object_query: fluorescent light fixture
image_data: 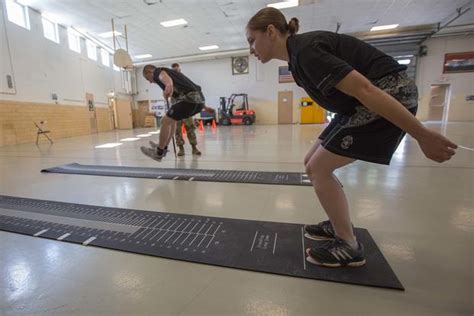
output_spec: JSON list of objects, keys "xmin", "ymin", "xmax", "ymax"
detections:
[
  {"xmin": 148, "ymin": 131, "xmax": 160, "ymax": 134},
  {"xmin": 95, "ymin": 143, "xmax": 123, "ymax": 148},
  {"xmin": 267, "ymin": 0, "xmax": 298, "ymax": 9},
  {"xmin": 370, "ymin": 24, "xmax": 399, "ymax": 31},
  {"xmin": 160, "ymin": 18, "xmax": 187, "ymax": 27},
  {"xmin": 120, "ymin": 137, "xmax": 140, "ymax": 141},
  {"xmin": 136, "ymin": 134, "xmax": 152, "ymax": 138},
  {"xmin": 98, "ymin": 31, "xmax": 122, "ymax": 38},
  {"xmin": 134, "ymin": 54, "xmax": 152, "ymax": 59},
  {"xmin": 397, "ymin": 59, "xmax": 411, "ymax": 65},
  {"xmin": 199, "ymin": 45, "xmax": 219, "ymax": 51}
]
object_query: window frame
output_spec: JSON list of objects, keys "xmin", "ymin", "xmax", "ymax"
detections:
[
  {"xmin": 67, "ymin": 28, "xmax": 81, "ymax": 53},
  {"xmin": 100, "ymin": 49, "xmax": 110, "ymax": 67},
  {"xmin": 5, "ymin": 0, "xmax": 30, "ymax": 30},
  {"xmin": 41, "ymin": 15, "xmax": 60, "ymax": 44},
  {"xmin": 86, "ymin": 39, "xmax": 98, "ymax": 61}
]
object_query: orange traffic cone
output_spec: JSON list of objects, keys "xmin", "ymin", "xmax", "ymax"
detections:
[
  {"xmin": 211, "ymin": 119, "xmax": 217, "ymax": 129},
  {"xmin": 198, "ymin": 119, "xmax": 204, "ymax": 131},
  {"xmin": 181, "ymin": 123, "xmax": 186, "ymax": 136}
]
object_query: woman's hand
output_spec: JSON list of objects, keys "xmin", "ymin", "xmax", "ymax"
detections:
[{"xmin": 417, "ymin": 128, "xmax": 457, "ymax": 163}]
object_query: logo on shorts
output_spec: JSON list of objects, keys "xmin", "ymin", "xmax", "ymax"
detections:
[{"xmin": 341, "ymin": 135, "xmax": 353, "ymax": 149}]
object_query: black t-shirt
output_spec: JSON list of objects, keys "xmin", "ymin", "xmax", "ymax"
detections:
[
  {"xmin": 153, "ymin": 67, "xmax": 201, "ymax": 97},
  {"xmin": 287, "ymin": 31, "xmax": 406, "ymax": 115}
]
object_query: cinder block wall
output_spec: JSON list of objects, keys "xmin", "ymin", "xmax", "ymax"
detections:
[{"xmin": 0, "ymin": 100, "xmax": 112, "ymax": 146}]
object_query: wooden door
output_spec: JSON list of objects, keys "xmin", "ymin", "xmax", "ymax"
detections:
[
  {"xmin": 278, "ymin": 91, "xmax": 293, "ymax": 124},
  {"xmin": 116, "ymin": 98, "xmax": 133, "ymax": 129},
  {"xmin": 137, "ymin": 101, "xmax": 150, "ymax": 127}
]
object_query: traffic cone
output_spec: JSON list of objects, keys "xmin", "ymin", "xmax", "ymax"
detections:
[
  {"xmin": 199, "ymin": 119, "xmax": 204, "ymax": 131},
  {"xmin": 211, "ymin": 119, "xmax": 217, "ymax": 129},
  {"xmin": 181, "ymin": 123, "xmax": 186, "ymax": 136}
]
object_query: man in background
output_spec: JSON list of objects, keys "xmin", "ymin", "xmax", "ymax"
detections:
[{"xmin": 171, "ymin": 63, "xmax": 201, "ymax": 156}]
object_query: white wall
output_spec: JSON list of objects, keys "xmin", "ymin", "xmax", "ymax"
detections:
[
  {"xmin": 0, "ymin": 2, "xmax": 124, "ymax": 107},
  {"xmin": 416, "ymin": 34, "xmax": 474, "ymax": 122},
  {"xmin": 136, "ymin": 56, "xmax": 308, "ymax": 124}
]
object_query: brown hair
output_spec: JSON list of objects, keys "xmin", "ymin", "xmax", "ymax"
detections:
[
  {"xmin": 247, "ymin": 7, "xmax": 299, "ymax": 35},
  {"xmin": 171, "ymin": 63, "xmax": 179, "ymax": 68}
]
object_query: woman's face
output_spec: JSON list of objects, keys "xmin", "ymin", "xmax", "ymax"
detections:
[{"xmin": 246, "ymin": 26, "xmax": 274, "ymax": 63}]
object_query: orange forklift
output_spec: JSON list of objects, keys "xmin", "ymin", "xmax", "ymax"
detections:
[{"xmin": 218, "ymin": 93, "xmax": 256, "ymax": 125}]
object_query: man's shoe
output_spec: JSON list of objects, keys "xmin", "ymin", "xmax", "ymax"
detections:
[
  {"xmin": 306, "ymin": 237, "xmax": 366, "ymax": 268},
  {"xmin": 304, "ymin": 220, "xmax": 336, "ymax": 241},
  {"xmin": 192, "ymin": 146, "xmax": 201, "ymax": 155},
  {"xmin": 149, "ymin": 141, "xmax": 168, "ymax": 156},
  {"xmin": 140, "ymin": 146, "xmax": 165, "ymax": 162}
]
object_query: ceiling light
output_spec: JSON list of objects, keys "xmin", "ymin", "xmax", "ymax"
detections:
[
  {"xmin": 98, "ymin": 31, "xmax": 122, "ymax": 38},
  {"xmin": 134, "ymin": 54, "xmax": 152, "ymax": 59},
  {"xmin": 397, "ymin": 59, "xmax": 411, "ymax": 65},
  {"xmin": 160, "ymin": 19, "xmax": 187, "ymax": 27},
  {"xmin": 370, "ymin": 24, "xmax": 399, "ymax": 31},
  {"xmin": 267, "ymin": 0, "xmax": 298, "ymax": 9},
  {"xmin": 95, "ymin": 143, "xmax": 123, "ymax": 148},
  {"xmin": 136, "ymin": 134, "xmax": 151, "ymax": 137},
  {"xmin": 199, "ymin": 45, "xmax": 219, "ymax": 51}
]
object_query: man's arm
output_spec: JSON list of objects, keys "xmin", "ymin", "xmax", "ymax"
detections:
[{"xmin": 159, "ymin": 70, "xmax": 174, "ymax": 99}]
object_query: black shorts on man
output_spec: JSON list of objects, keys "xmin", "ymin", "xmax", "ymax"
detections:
[{"xmin": 167, "ymin": 90, "xmax": 205, "ymax": 121}]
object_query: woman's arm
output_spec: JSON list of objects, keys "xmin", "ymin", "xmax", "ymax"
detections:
[
  {"xmin": 158, "ymin": 70, "xmax": 174, "ymax": 99},
  {"xmin": 335, "ymin": 70, "xmax": 457, "ymax": 162}
]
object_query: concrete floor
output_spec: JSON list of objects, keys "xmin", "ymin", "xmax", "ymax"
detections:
[{"xmin": 0, "ymin": 122, "xmax": 472, "ymax": 316}]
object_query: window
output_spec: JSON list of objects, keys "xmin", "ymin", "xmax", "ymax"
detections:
[
  {"xmin": 101, "ymin": 49, "xmax": 110, "ymax": 67},
  {"xmin": 86, "ymin": 40, "xmax": 97, "ymax": 61},
  {"xmin": 68, "ymin": 28, "xmax": 81, "ymax": 53},
  {"xmin": 113, "ymin": 64, "xmax": 120, "ymax": 72},
  {"xmin": 41, "ymin": 16, "xmax": 59, "ymax": 43},
  {"xmin": 5, "ymin": 0, "xmax": 30, "ymax": 29}
]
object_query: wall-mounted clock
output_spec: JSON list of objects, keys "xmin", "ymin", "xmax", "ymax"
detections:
[{"xmin": 232, "ymin": 56, "xmax": 249, "ymax": 75}]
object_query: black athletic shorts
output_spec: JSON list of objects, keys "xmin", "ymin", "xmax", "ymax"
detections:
[
  {"xmin": 319, "ymin": 71, "xmax": 418, "ymax": 165},
  {"xmin": 166, "ymin": 90, "xmax": 205, "ymax": 121},
  {"xmin": 167, "ymin": 101, "xmax": 204, "ymax": 121}
]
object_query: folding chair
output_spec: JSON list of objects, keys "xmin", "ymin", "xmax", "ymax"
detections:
[{"xmin": 34, "ymin": 121, "xmax": 53, "ymax": 145}]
